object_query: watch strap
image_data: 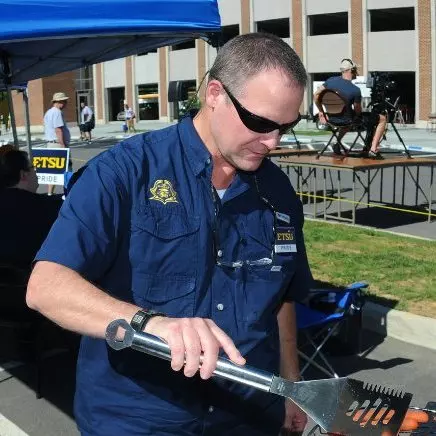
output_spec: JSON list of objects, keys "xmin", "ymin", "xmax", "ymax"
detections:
[{"xmin": 130, "ymin": 309, "xmax": 165, "ymax": 332}]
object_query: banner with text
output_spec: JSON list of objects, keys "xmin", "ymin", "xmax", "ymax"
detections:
[{"xmin": 32, "ymin": 147, "xmax": 70, "ymax": 186}]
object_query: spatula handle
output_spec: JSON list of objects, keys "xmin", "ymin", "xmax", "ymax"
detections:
[{"xmin": 106, "ymin": 319, "xmax": 273, "ymax": 392}]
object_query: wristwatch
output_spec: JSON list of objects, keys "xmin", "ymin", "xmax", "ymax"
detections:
[{"xmin": 130, "ymin": 309, "xmax": 166, "ymax": 332}]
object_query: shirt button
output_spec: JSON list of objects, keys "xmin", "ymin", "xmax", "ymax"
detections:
[
  {"xmin": 217, "ymin": 249, "xmax": 223, "ymax": 258},
  {"xmin": 217, "ymin": 303, "xmax": 224, "ymax": 311},
  {"xmin": 208, "ymin": 405, "xmax": 214, "ymax": 412},
  {"xmin": 206, "ymin": 158, "xmax": 211, "ymax": 165}
]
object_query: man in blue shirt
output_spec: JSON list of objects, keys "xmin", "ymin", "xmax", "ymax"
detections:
[
  {"xmin": 27, "ymin": 33, "xmax": 312, "ymax": 435},
  {"xmin": 314, "ymin": 59, "xmax": 387, "ymax": 158}
]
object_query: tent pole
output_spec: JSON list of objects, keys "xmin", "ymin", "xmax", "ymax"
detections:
[
  {"xmin": 5, "ymin": 85, "xmax": 19, "ymax": 149},
  {"xmin": 23, "ymin": 89, "xmax": 32, "ymax": 158}
]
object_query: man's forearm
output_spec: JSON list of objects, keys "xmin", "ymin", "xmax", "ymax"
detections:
[
  {"xmin": 277, "ymin": 301, "xmax": 301, "ymax": 381},
  {"xmin": 55, "ymin": 127, "xmax": 66, "ymax": 146},
  {"xmin": 27, "ymin": 261, "xmax": 140, "ymax": 338}
]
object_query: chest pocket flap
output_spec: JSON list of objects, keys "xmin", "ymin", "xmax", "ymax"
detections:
[{"xmin": 133, "ymin": 204, "xmax": 199, "ymax": 240}]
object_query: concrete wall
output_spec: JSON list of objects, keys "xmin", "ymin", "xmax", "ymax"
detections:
[
  {"xmin": 104, "ymin": 59, "xmax": 126, "ymax": 88},
  {"xmin": 253, "ymin": 0, "xmax": 291, "ymax": 21},
  {"xmin": 367, "ymin": 31, "xmax": 416, "ymax": 71},
  {"xmin": 135, "ymin": 53, "xmax": 159, "ymax": 84},
  {"xmin": 307, "ymin": 34, "xmax": 350, "ymax": 72},
  {"xmin": 306, "ymin": 0, "xmax": 348, "ymax": 15},
  {"xmin": 367, "ymin": 0, "xmax": 415, "ymax": 9}
]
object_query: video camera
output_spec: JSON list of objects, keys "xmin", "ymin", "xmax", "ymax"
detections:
[{"xmin": 366, "ymin": 72, "xmax": 396, "ymax": 106}]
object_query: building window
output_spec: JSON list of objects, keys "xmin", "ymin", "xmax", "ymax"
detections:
[
  {"xmin": 219, "ymin": 25, "xmax": 239, "ymax": 45},
  {"xmin": 369, "ymin": 8, "xmax": 415, "ymax": 32},
  {"xmin": 308, "ymin": 12, "xmax": 348, "ymax": 36},
  {"xmin": 171, "ymin": 40, "xmax": 196, "ymax": 51},
  {"xmin": 137, "ymin": 48, "xmax": 158, "ymax": 56},
  {"xmin": 137, "ymin": 83, "xmax": 159, "ymax": 120},
  {"xmin": 256, "ymin": 18, "xmax": 290, "ymax": 38}
]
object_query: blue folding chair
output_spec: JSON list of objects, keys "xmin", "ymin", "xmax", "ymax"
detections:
[{"xmin": 296, "ymin": 281, "xmax": 368, "ymax": 379}]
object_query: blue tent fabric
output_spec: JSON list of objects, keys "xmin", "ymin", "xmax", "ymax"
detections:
[{"xmin": 0, "ymin": 0, "xmax": 221, "ymax": 84}]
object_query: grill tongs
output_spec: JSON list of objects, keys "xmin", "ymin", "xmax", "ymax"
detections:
[{"xmin": 106, "ymin": 319, "xmax": 412, "ymax": 435}]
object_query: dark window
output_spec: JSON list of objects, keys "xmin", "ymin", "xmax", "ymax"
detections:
[
  {"xmin": 137, "ymin": 48, "xmax": 158, "ymax": 56},
  {"xmin": 256, "ymin": 18, "xmax": 290, "ymax": 38},
  {"xmin": 171, "ymin": 40, "xmax": 196, "ymax": 51},
  {"xmin": 308, "ymin": 12, "xmax": 348, "ymax": 36},
  {"xmin": 369, "ymin": 8, "xmax": 415, "ymax": 32},
  {"xmin": 219, "ymin": 25, "xmax": 239, "ymax": 45}
]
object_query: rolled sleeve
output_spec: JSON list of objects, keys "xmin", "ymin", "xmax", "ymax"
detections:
[{"xmin": 35, "ymin": 159, "xmax": 126, "ymax": 282}]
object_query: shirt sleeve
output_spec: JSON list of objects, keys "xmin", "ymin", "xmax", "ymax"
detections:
[
  {"xmin": 354, "ymin": 88, "xmax": 362, "ymax": 104},
  {"xmin": 52, "ymin": 110, "xmax": 65, "ymax": 128},
  {"xmin": 35, "ymin": 158, "xmax": 127, "ymax": 282}
]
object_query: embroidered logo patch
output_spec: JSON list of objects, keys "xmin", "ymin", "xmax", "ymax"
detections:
[{"xmin": 149, "ymin": 179, "xmax": 178, "ymax": 205}]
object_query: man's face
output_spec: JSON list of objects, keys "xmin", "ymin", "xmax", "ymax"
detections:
[
  {"xmin": 208, "ymin": 69, "xmax": 303, "ymax": 172},
  {"xmin": 81, "ymin": 102, "xmax": 85, "ymax": 108}
]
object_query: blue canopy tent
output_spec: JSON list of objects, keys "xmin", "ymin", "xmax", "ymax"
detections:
[{"xmin": 0, "ymin": 0, "xmax": 221, "ymax": 149}]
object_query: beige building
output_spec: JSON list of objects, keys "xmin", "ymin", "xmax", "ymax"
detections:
[{"xmin": 12, "ymin": 0, "xmax": 436, "ymax": 128}]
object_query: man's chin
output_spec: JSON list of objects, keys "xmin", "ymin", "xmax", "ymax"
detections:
[{"xmin": 235, "ymin": 158, "xmax": 264, "ymax": 172}]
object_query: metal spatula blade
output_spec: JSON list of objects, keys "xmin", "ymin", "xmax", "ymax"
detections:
[
  {"xmin": 106, "ymin": 319, "xmax": 413, "ymax": 435},
  {"xmin": 271, "ymin": 376, "xmax": 412, "ymax": 435}
]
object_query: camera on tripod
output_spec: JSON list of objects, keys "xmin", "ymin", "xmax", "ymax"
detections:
[{"xmin": 366, "ymin": 72, "xmax": 396, "ymax": 108}]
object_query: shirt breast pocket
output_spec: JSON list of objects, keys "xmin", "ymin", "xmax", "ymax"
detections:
[
  {"xmin": 239, "ymin": 226, "xmax": 297, "ymax": 325},
  {"xmin": 131, "ymin": 204, "xmax": 200, "ymax": 277}
]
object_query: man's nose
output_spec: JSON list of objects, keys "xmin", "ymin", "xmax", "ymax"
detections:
[{"xmin": 260, "ymin": 130, "xmax": 281, "ymax": 151}]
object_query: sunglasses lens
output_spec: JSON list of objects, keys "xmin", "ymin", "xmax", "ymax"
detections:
[{"xmin": 240, "ymin": 114, "xmax": 276, "ymax": 134}]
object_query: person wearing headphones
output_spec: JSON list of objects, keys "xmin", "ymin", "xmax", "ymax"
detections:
[{"xmin": 314, "ymin": 59, "xmax": 386, "ymax": 159}]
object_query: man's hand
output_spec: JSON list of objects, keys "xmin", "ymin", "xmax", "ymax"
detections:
[
  {"xmin": 279, "ymin": 399, "xmax": 307, "ymax": 435},
  {"xmin": 145, "ymin": 316, "xmax": 245, "ymax": 379},
  {"xmin": 318, "ymin": 113, "xmax": 327, "ymax": 124}
]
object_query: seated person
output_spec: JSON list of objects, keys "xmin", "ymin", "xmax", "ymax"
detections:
[
  {"xmin": 0, "ymin": 146, "xmax": 63, "ymax": 268},
  {"xmin": 314, "ymin": 59, "xmax": 387, "ymax": 159}
]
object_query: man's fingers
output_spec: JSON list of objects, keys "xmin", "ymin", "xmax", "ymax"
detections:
[
  {"xmin": 207, "ymin": 320, "xmax": 245, "ymax": 365},
  {"xmin": 165, "ymin": 323, "xmax": 185, "ymax": 372},
  {"xmin": 195, "ymin": 320, "xmax": 220, "ymax": 379},
  {"xmin": 181, "ymin": 321, "xmax": 202, "ymax": 377}
]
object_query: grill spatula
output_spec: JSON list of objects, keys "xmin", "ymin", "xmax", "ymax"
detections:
[{"xmin": 106, "ymin": 319, "xmax": 412, "ymax": 435}]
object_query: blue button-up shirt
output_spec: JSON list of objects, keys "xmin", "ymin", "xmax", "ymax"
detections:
[{"xmin": 36, "ymin": 115, "xmax": 312, "ymax": 435}]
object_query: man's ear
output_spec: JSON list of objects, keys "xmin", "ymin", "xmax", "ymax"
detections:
[
  {"xmin": 204, "ymin": 80, "xmax": 222, "ymax": 109},
  {"xmin": 19, "ymin": 169, "xmax": 28, "ymax": 182}
]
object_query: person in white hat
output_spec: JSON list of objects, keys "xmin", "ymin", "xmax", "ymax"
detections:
[
  {"xmin": 43, "ymin": 92, "xmax": 71, "ymax": 195},
  {"xmin": 314, "ymin": 59, "xmax": 387, "ymax": 159}
]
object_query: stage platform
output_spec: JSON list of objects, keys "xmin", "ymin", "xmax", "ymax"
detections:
[
  {"xmin": 277, "ymin": 154, "xmax": 436, "ymax": 224},
  {"xmin": 268, "ymin": 148, "xmax": 318, "ymax": 158}
]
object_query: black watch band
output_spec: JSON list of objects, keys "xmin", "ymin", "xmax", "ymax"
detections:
[{"xmin": 130, "ymin": 309, "xmax": 166, "ymax": 332}]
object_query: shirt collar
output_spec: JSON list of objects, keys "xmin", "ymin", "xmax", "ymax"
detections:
[{"xmin": 177, "ymin": 112, "xmax": 212, "ymax": 177}]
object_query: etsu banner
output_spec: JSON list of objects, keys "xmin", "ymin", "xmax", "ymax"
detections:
[{"xmin": 32, "ymin": 147, "xmax": 70, "ymax": 186}]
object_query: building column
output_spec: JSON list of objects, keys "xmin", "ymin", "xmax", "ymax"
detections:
[
  {"xmin": 432, "ymin": 0, "xmax": 436, "ymax": 113},
  {"xmin": 417, "ymin": 0, "xmax": 432, "ymax": 124},
  {"xmin": 241, "ymin": 0, "xmax": 251, "ymax": 34},
  {"xmin": 350, "ymin": 0, "xmax": 364, "ymax": 68},
  {"xmin": 196, "ymin": 39, "xmax": 207, "ymax": 103},
  {"xmin": 292, "ymin": 0, "xmax": 304, "ymax": 59},
  {"xmin": 158, "ymin": 47, "xmax": 169, "ymax": 121},
  {"xmin": 94, "ymin": 63, "xmax": 105, "ymax": 124},
  {"xmin": 125, "ymin": 56, "xmax": 134, "ymax": 109},
  {"xmin": 292, "ymin": 0, "xmax": 306, "ymax": 112}
]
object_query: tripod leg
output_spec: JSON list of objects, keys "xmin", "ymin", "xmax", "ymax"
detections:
[{"xmin": 389, "ymin": 121, "xmax": 412, "ymax": 158}]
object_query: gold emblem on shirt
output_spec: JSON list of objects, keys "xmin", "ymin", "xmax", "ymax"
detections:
[{"xmin": 149, "ymin": 180, "xmax": 178, "ymax": 205}]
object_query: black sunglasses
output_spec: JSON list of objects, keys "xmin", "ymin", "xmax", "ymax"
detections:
[{"xmin": 218, "ymin": 81, "xmax": 301, "ymax": 135}]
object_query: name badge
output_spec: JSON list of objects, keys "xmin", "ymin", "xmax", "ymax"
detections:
[
  {"xmin": 276, "ymin": 212, "xmax": 291, "ymax": 224},
  {"xmin": 274, "ymin": 226, "xmax": 297, "ymax": 254}
]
